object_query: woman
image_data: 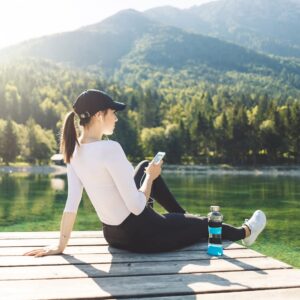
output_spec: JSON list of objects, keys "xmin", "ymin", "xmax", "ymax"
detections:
[{"xmin": 24, "ymin": 89, "xmax": 266, "ymax": 257}]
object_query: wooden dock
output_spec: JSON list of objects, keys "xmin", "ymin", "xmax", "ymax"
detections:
[{"xmin": 0, "ymin": 231, "xmax": 299, "ymax": 299}]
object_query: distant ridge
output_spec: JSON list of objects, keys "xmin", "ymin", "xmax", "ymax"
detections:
[
  {"xmin": 145, "ymin": 0, "xmax": 300, "ymax": 58},
  {"xmin": 0, "ymin": 2, "xmax": 300, "ymax": 94}
]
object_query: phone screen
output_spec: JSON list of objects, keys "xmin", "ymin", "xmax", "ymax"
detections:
[{"xmin": 153, "ymin": 152, "xmax": 166, "ymax": 164}]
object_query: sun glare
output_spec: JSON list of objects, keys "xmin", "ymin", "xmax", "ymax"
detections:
[{"xmin": 0, "ymin": 0, "xmax": 211, "ymax": 50}]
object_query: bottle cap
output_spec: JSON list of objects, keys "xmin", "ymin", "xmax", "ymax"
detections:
[{"xmin": 210, "ymin": 205, "xmax": 220, "ymax": 212}]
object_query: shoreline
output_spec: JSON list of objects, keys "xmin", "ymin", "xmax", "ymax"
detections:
[
  {"xmin": 1, "ymin": 164, "xmax": 300, "ymax": 176},
  {"xmin": 0, "ymin": 165, "xmax": 67, "ymax": 176},
  {"xmin": 162, "ymin": 164, "xmax": 300, "ymax": 176}
]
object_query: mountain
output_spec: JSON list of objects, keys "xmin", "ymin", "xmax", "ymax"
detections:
[
  {"xmin": 1, "ymin": 6, "xmax": 300, "ymax": 95},
  {"xmin": 144, "ymin": 0, "xmax": 300, "ymax": 58},
  {"xmin": 0, "ymin": 9, "xmax": 158, "ymax": 69},
  {"xmin": 120, "ymin": 25, "xmax": 285, "ymax": 72},
  {"xmin": 114, "ymin": 24, "xmax": 300, "ymax": 94},
  {"xmin": 0, "ymin": 9, "xmax": 297, "ymax": 73}
]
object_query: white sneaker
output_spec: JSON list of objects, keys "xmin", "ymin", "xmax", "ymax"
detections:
[{"xmin": 242, "ymin": 210, "xmax": 266, "ymax": 247}]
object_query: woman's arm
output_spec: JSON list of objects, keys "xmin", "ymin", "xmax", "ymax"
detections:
[
  {"xmin": 139, "ymin": 173, "xmax": 154, "ymax": 201},
  {"xmin": 57, "ymin": 212, "xmax": 77, "ymax": 251},
  {"xmin": 23, "ymin": 212, "xmax": 77, "ymax": 257},
  {"xmin": 105, "ymin": 142, "xmax": 147, "ymax": 215},
  {"xmin": 139, "ymin": 160, "xmax": 163, "ymax": 201}
]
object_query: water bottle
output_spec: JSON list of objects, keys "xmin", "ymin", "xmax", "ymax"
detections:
[{"xmin": 207, "ymin": 205, "xmax": 223, "ymax": 256}]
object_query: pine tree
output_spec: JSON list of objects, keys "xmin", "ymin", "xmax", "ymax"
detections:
[{"xmin": 0, "ymin": 119, "xmax": 20, "ymax": 165}]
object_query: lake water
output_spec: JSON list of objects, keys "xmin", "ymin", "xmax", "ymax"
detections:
[{"xmin": 0, "ymin": 171, "xmax": 299, "ymax": 268}]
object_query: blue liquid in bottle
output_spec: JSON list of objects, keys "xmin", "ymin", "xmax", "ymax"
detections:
[{"xmin": 207, "ymin": 205, "xmax": 223, "ymax": 256}]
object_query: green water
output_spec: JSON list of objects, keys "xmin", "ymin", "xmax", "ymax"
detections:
[{"xmin": 0, "ymin": 172, "xmax": 299, "ymax": 268}]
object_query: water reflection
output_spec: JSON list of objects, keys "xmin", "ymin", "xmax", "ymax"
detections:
[
  {"xmin": 0, "ymin": 171, "xmax": 299, "ymax": 266},
  {"xmin": 50, "ymin": 178, "xmax": 65, "ymax": 191}
]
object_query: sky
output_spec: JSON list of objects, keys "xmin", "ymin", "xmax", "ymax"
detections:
[{"xmin": 0, "ymin": 0, "xmax": 214, "ymax": 50}]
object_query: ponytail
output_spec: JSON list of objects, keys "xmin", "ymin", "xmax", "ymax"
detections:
[{"xmin": 60, "ymin": 111, "xmax": 79, "ymax": 163}]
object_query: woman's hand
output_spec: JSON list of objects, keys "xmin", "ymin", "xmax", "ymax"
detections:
[
  {"xmin": 23, "ymin": 245, "xmax": 63, "ymax": 257},
  {"xmin": 145, "ymin": 160, "xmax": 163, "ymax": 180}
]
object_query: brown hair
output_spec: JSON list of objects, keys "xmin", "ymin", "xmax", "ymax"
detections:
[{"xmin": 60, "ymin": 109, "xmax": 109, "ymax": 163}]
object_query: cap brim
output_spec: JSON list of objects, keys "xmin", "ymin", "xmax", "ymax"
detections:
[{"xmin": 112, "ymin": 101, "xmax": 126, "ymax": 111}]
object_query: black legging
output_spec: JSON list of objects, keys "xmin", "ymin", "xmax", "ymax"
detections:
[{"xmin": 103, "ymin": 160, "xmax": 246, "ymax": 253}]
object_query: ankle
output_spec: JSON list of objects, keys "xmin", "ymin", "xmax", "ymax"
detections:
[{"xmin": 242, "ymin": 225, "xmax": 251, "ymax": 238}]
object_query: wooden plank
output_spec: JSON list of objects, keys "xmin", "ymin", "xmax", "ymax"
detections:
[
  {"xmin": 0, "ymin": 242, "xmax": 244, "ymax": 255},
  {"xmin": 0, "ymin": 257, "xmax": 292, "ymax": 281},
  {"xmin": 129, "ymin": 288, "xmax": 300, "ymax": 300},
  {"xmin": 0, "ymin": 245, "xmax": 127, "ymax": 255},
  {"xmin": 0, "ymin": 237, "xmax": 108, "ymax": 247},
  {"xmin": 0, "ymin": 231, "xmax": 103, "ymax": 239},
  {"xmin": 0, "ymin": 249, "xmax": 265, "ymax": 267},
  {"xmin": 1, "ymin": 269, "xmax": 300, "ymax": 300},
  {"xmin": 0, "ymin": 237, "xmax": 244, "ymax": 249}
]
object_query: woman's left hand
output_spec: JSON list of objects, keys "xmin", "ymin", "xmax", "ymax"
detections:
[{"xmin": 23, "ymin": 245, "xmax": 63, "ymax": 257}]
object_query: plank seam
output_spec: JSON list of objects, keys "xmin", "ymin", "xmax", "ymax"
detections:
[
  {"xmin": 45, "ymin": 285, "xmax": 300, "ymax": 300},
  {"xmin": 0, "ymin": 266, "xmax": 294, "ymax": 281},
  {"xmin": 0, "ymin": 255, "xmax": 267, "ymax": 267}
]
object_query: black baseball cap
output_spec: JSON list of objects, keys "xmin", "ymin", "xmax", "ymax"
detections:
[{"xmin": 73, "ymin": 89, "xmax": 126, "ymax": 119}]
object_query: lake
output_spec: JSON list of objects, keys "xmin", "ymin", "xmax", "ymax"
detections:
[{"xmin": 0, "ymin": 170, "xmax": 299, "ymax": 268}]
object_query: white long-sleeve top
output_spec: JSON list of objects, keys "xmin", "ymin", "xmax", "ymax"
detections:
[{"xmin": 63, "ymin": 140, "xmax": 147, "ymax": 225}]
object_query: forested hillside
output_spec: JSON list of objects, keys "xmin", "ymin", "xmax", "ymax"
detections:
[
  {"xmin": 1, "ymin": 58, "xmax": 300, "ymax": 165},
  {"xmin": 0, "ymin": 2, "xmax": 300, "ymax": 165}
]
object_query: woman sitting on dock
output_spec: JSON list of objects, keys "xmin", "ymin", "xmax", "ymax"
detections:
[{"xmin": 24, "ymin": 89, "xmax": 266, "ymax": 257}]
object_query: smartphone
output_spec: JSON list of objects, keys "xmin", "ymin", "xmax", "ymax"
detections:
[{"xmin": 152, "ymin": 152, "xmax": 166, "ymax": 164}]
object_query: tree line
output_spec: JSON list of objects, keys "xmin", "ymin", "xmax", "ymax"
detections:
[{"xmin": 0, "ymin": 59, "xmax": 300, "ymax": 165}]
